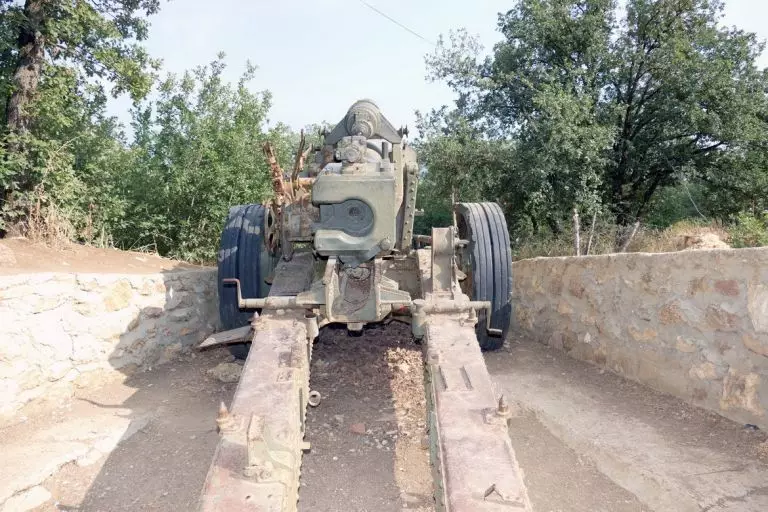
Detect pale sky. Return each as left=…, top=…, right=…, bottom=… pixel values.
left=109, top=0, right=768, bottom=137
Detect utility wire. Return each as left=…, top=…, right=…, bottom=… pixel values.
left=664, top=153, right=708, bottom=221
left=681, top=176, right=708, bottom=220
left=357, top=0, right=436, bottom=46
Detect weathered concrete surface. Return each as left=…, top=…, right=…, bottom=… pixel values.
left=487, top=339, right=768, bottom=512
left=0, top=348, right=236, bottom=512
left=0, top=408, right=150, bottom=508
left=0, top=269, right=218, bottom=420
left=513, top=247, right=768, bottom=429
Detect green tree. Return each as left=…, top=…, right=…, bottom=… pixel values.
left=116, top=56, right=291, bottom=262
left=3, top=0, right=158, bottom=131
left=605, top=0, right=766, bottom=230
left=414, top=107, right=520, bottom=232
left=0, top=0, right=159, bottom=233
left=423, top=0, right=768, bottom=246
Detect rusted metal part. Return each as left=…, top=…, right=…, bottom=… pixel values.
left=199, top=254, right=317, bottom=512
left=264, top=206, right=281, bottom=255
left=338, top=263, right=373, bottom=314
left=417, top=249, right=532, bottom=512
left=262, top=130, right=317, bottom=255
left=411, top=298, right=501, bottom=338
left=295, top=177, right=315, bottom=188
left=431, top=227, right=459, bottom=297
left=413, top=234, right=432, bottom=247
left=291, top=129, right=307, bottom=185
left=199, top=311, right=310, bottom=512
left=304, top=312, right=319, bottom=341
left=223, top=278, right=316, bottom=310
left=216, top=402, right=238, bottom=434
left=415, top=228, right=502, bottom=340
left=279, top=256, right=413, bottom=325
left=291, top=130, right=313, bottom=195
left=399, top=161, right=419, bottom=251
left=497, top=395, right=511, bottom=417
left=282, top=190, right=318, bottom=243
left=199, top=326, right=252, bottom=349
left=263, top=141, right=288, bottom=255
left=263, top=141, right=287, bottom=206
left=307, top=390, right=321, bottom=407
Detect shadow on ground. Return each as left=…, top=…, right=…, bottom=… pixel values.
left=44, top=348, right=237, bottom=512
left=21, top=319, right=432, bottom=511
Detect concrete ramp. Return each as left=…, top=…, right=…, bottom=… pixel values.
left=487, top=339, right=768, bottom=512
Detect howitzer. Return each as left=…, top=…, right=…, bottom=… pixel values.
left=198, top=100, right=530, bottom=511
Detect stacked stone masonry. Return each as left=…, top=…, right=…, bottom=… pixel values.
left=513, top=247, right=768, bottom=428
left=0, top=269, right=218, bottom=418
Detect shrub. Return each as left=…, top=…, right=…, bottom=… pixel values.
left=729, top=212, right=768, bottom=248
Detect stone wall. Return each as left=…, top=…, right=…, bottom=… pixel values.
left=513, top=248, right=768, bottom=428
left=0, top=269, right=218, bottom=418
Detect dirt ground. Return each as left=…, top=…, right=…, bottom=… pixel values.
left=0, top=237, right=202, bottom=275
left=299, top=323, right=433, bottom=512
left=3, top=329, right=768, bottom=511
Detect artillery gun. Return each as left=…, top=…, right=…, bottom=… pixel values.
left=198, top=100, right=530, bottom=511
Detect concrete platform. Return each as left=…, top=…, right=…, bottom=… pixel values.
left=487, top=338, right=768, bottom=512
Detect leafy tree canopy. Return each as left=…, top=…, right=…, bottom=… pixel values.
left=420, top=0, right=768, bottom=245
left=1, top=0, right=160, bottom=232
left=120, top=56, right=292, bottom=261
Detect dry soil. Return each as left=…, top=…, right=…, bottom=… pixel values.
left=0, top=237, right=202, bottom=275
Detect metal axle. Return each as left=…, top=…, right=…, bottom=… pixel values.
left=223, top=277, right=502, bottom=338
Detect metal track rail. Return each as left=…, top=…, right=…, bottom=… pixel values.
left=199, top=254, right=315, bottom=512
left=417, top=249, right=532, bottom=511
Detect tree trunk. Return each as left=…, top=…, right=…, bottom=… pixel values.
left=612, top=202, right=633, bottom=250
left=546, top=216, right=562, bottom=236
left=2, top=0, right=48, bottom=236
left=6, top=0, right=48, bottom=135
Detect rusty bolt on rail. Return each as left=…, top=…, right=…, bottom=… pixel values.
left=216, top=402, right=238, bottom=434
left=496, top=395, right=511, bottom=418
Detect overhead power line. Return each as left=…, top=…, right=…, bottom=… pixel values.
left=681, top=177, right=708, bottom=221
left=357, top=0, right=436, bottom=46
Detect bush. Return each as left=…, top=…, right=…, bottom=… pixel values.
left=112, top=58, right=286, bottom=263
left=644, top=183, right=708, bottom=229
left=1, top=57, right=293, bottom=264
left=729, top=212, right=768, bottom=248
left=511, top=216, right=734, bottom=260
left=630, top=220, right=730, bottom=253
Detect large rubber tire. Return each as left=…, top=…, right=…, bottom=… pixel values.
left=455, top=202, right=513, bottom=351
left=217, top=204, right=276, bottom=359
